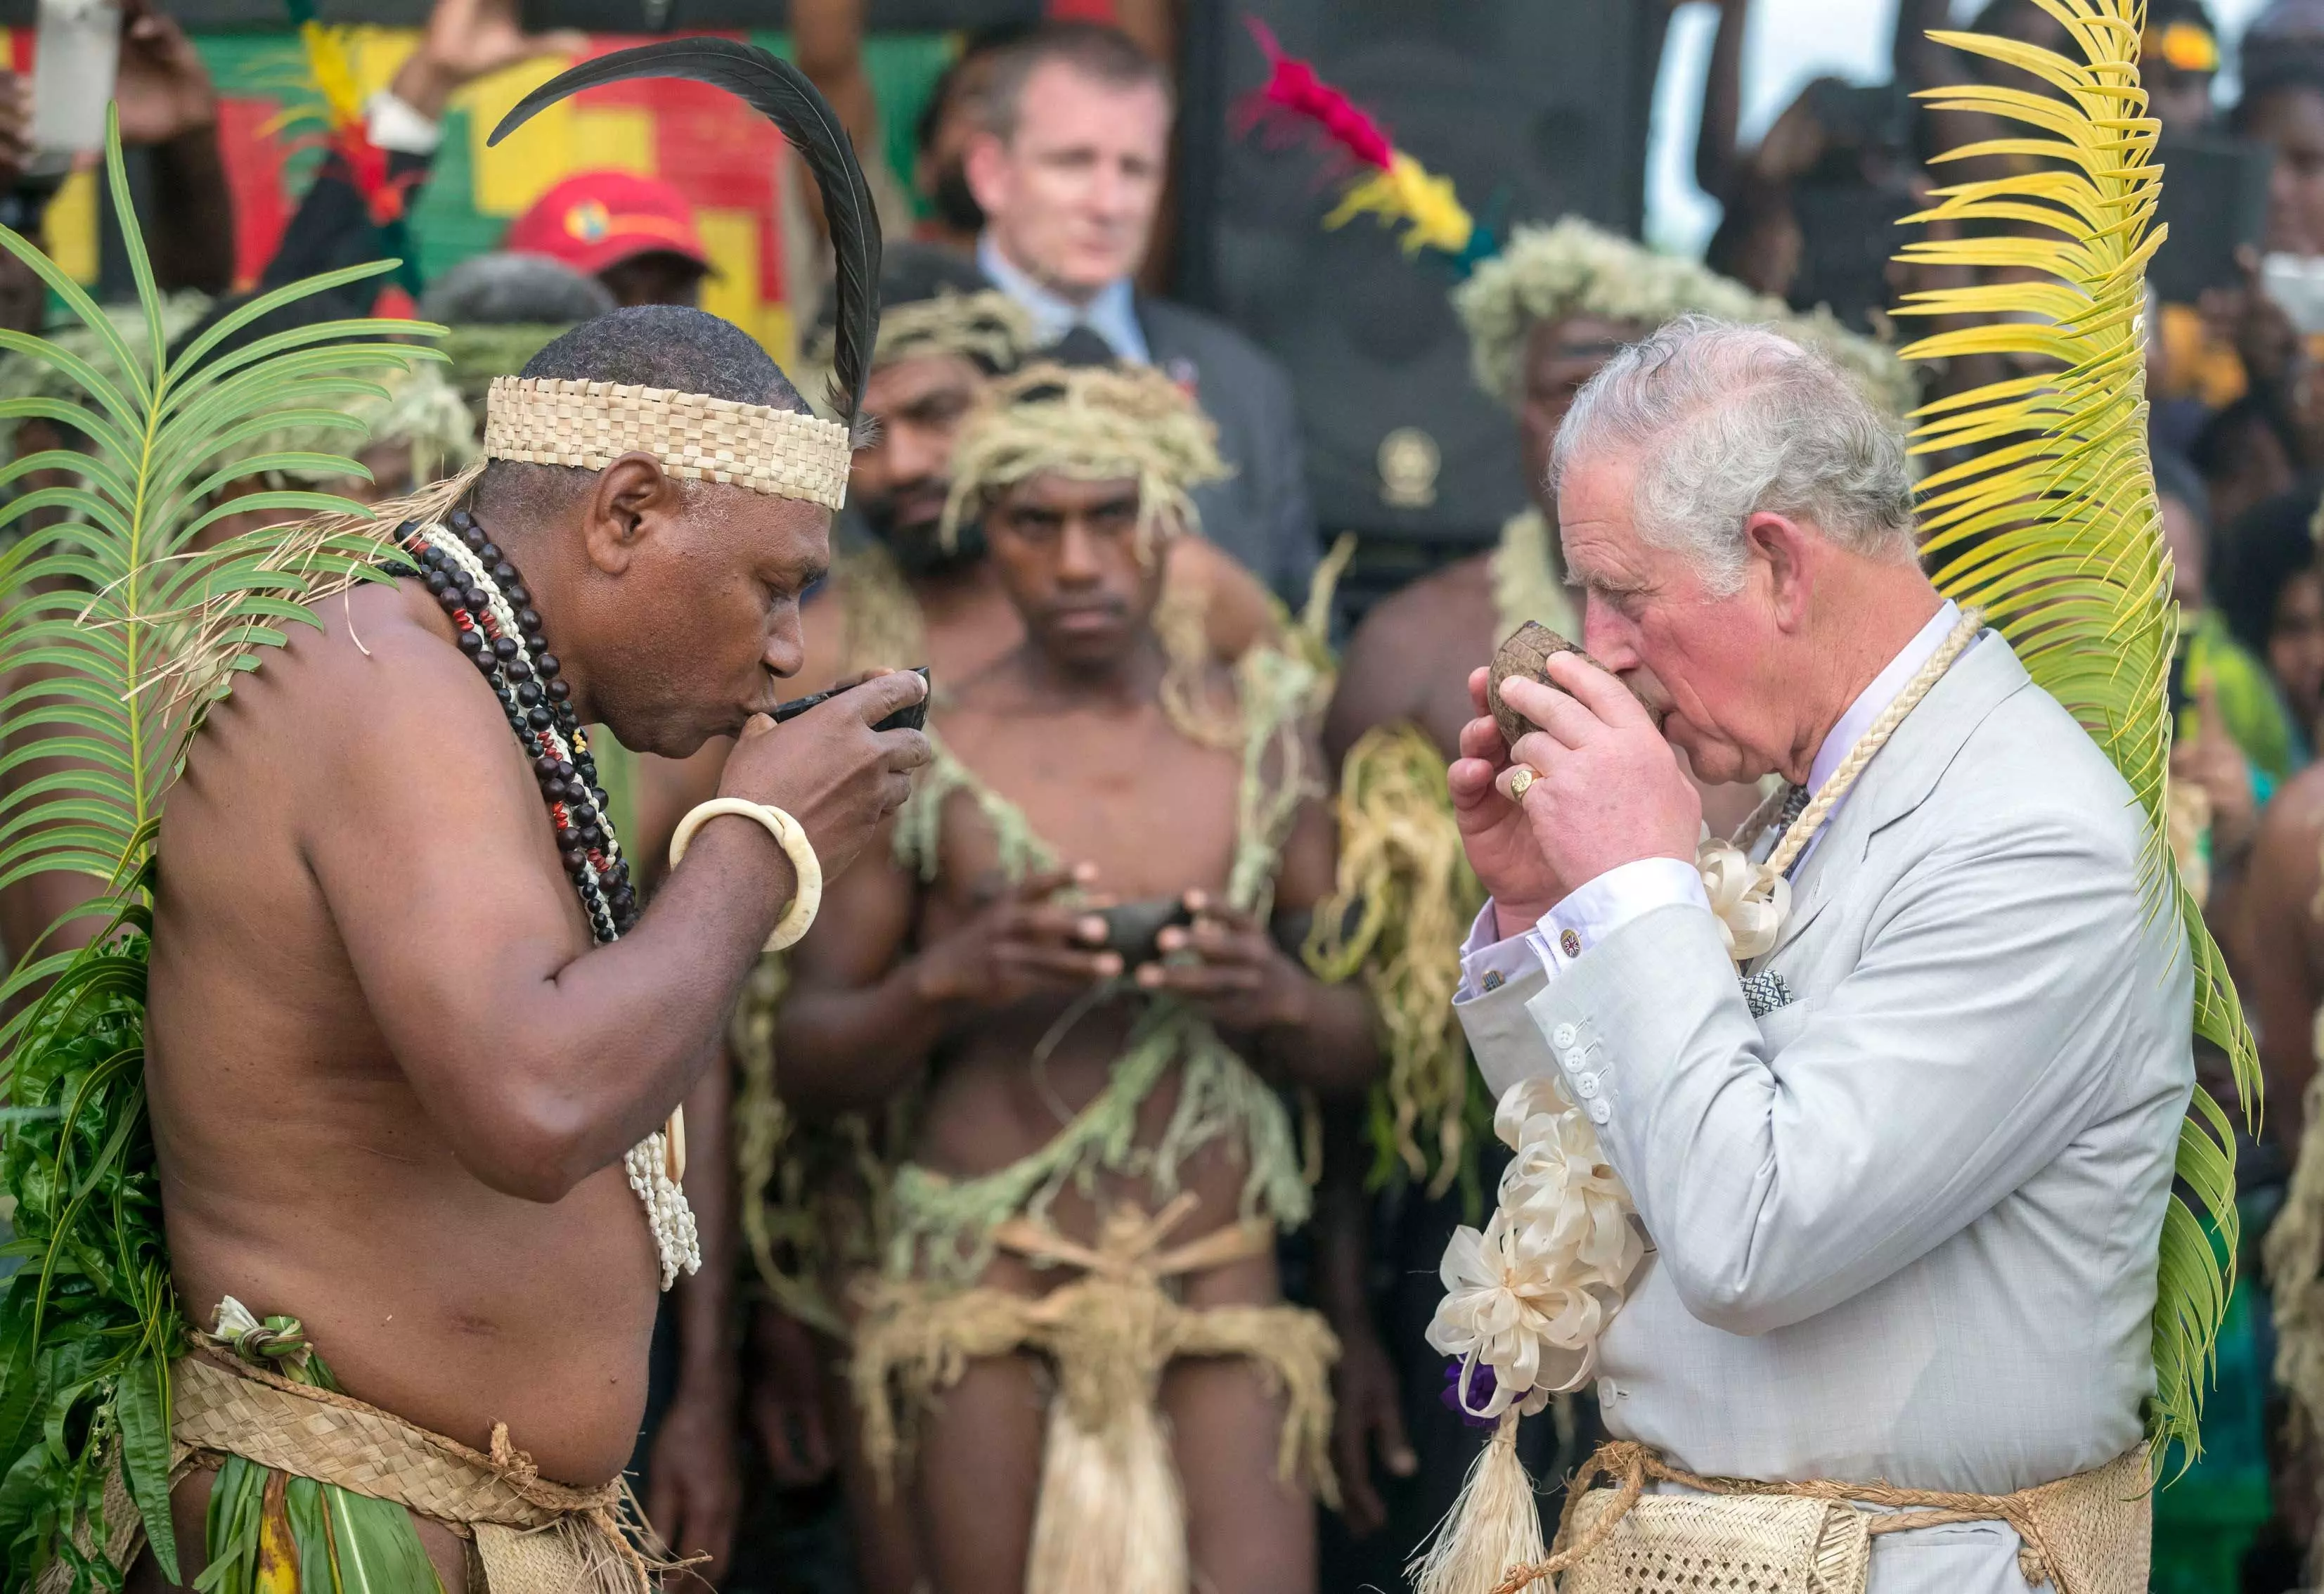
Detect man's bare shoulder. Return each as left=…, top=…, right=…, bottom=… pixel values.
left=1326, top=551, right=1494, bottom=761
left=183, top=576, right=536, bottom=804
left=1355, top=552, right=1495, bottom=645
left=2264, top=760, right=2324, bottom=838
left=2249, top=762, right=2324, bottom=902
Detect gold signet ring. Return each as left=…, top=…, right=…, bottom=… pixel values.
left=1509, top=765, right=1538, bottom=800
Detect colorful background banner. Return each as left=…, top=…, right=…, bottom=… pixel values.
left=7, top=25, right=957, bottom=364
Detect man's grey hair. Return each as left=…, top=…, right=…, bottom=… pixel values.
left=1549, top=315, right=1918, bottom=595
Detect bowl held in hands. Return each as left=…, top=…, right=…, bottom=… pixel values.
left=769, top=664, right=933, bottom=733
left=1488, top=622, right=1589, bottom=746
left=1486, top=622, right=1662, bottom=745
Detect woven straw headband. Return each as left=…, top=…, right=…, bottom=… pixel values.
left=483, top=375, right=852, bottom=510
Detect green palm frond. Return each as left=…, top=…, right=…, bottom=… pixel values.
left=1891, top=0, right=2252, bottom=1465
left=0, top=115, right=437, bottom=1012
left=0, top=113, right=444, bottom=1590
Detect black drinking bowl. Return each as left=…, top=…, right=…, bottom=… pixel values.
left=769, top=664, right=932, bottom=734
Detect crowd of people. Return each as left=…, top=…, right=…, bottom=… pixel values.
left=8, top=0, right=2324, bottom=1590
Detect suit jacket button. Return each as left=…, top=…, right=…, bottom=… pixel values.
left=1552, top=1023, right=1578, bottom=1048
left=1587, top=1098, right=1613, bottom=1125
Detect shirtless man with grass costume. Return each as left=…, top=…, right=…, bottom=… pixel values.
left=776, top=359, right=1376, bottom=1594
left=12, top=42, right=929, bottom=1594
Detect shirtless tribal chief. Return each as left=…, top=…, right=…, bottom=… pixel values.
left=8, top=41, right=929, bottom=1594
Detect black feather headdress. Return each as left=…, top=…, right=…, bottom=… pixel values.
left=489, top=39, right=884, bottom=435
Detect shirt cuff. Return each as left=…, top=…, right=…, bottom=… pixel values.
left=1529, top=858, right=1709, bottom=975
left=366, top=91, right=442, bottom=156
left=1458, top=901, right=1536, bottom=998
left=1457, top=858, right=1710, bottom=996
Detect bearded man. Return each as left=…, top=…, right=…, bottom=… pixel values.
left=1436, top=316, right=2188, bottom=1592
left=123, top=301, right=928, bottom=1593
left=797, top=243, right=1277, bottom=701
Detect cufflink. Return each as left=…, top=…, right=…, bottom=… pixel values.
left=1481, top=970, right=1506, bottom=992
left=1558, top=928, right=1583, bottom=958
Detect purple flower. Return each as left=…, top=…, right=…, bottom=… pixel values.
left=1440, top=1358, right=1499, bottom=1429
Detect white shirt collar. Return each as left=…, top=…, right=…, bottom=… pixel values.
left=976, top=232, right=1151, bottom=365
left=1807, top=599, right=1968, bottom=793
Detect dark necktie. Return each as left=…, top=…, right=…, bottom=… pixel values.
left=1764, top=783, right=1811, bottom=859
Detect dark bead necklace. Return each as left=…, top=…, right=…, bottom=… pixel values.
left=389, top=508, right=638, bottom=941
left=385, top=508, right=698, bottom=1286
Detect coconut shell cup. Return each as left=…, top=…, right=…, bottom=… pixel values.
left=1487, top=621, right=1663, bottom=745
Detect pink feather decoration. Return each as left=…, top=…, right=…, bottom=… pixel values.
left=1241, top=16, right=1394, bottom=172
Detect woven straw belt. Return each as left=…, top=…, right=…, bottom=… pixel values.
left=172, top=1348, right=624, bottom=1531
left=1496, top=1439, right=2150, bottom=1594
left=851, top=1193, right=1341, bottom=1505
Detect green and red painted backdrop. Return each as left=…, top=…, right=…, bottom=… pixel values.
left=4, top=25, right=956, bottom=363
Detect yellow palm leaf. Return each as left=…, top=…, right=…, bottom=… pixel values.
left=1891, top=0, right=2252, bottom=1465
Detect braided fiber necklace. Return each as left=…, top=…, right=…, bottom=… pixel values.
left=392, top=508, right=702, bottom=1287
left=1697, top=608, right=1985, bottom=962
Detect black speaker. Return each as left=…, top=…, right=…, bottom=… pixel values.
left=1174, top=0, right=1668, bottom=553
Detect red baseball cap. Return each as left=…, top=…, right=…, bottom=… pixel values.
left=505, top=171, right=713, bottom=278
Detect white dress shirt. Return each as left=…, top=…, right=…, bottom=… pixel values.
left=1459, top=600, right=1970, bottom=998
left=976, top=233, right=1151, bottom=364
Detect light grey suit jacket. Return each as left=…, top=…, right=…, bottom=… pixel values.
left=1455, top=636, right=2193, bottom=1593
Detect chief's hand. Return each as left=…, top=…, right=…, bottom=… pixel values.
left=717, top=667, right=931, bottom=880
left=1501, top=651, right=1700, bottom=894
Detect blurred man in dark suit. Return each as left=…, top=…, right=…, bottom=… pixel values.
left=964, top=21, right=1320, bottom=601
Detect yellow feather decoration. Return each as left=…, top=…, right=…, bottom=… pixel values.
left=296, top=20, right=366, bottom=129
left=1892, top=0, right=2252, bottom=1465
left=1325, top=153, right=1476, bottom=257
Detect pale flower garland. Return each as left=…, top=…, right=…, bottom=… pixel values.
left=1426, top=1076, right=1644, bottom=1417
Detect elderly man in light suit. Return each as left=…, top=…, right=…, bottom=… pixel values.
left=1448, top=317, right=2191, bottom=1591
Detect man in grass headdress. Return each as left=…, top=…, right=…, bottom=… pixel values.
left=663, top=242, right=1290, bottom=1594
left=0, top=41, right=932, bottom=1594
left=777, top=356, right=1376, bottom=1594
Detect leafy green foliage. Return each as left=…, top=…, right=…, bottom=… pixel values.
left=193, top=1344, right=444, bottom=1594
left=0, top=113, right=435, bottom=1015
left=0, top=909, right=172, bottom=1590
left=1892, top=0, right=2255, bottom=1463
left=0, top=112, right=443, bottom=1588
